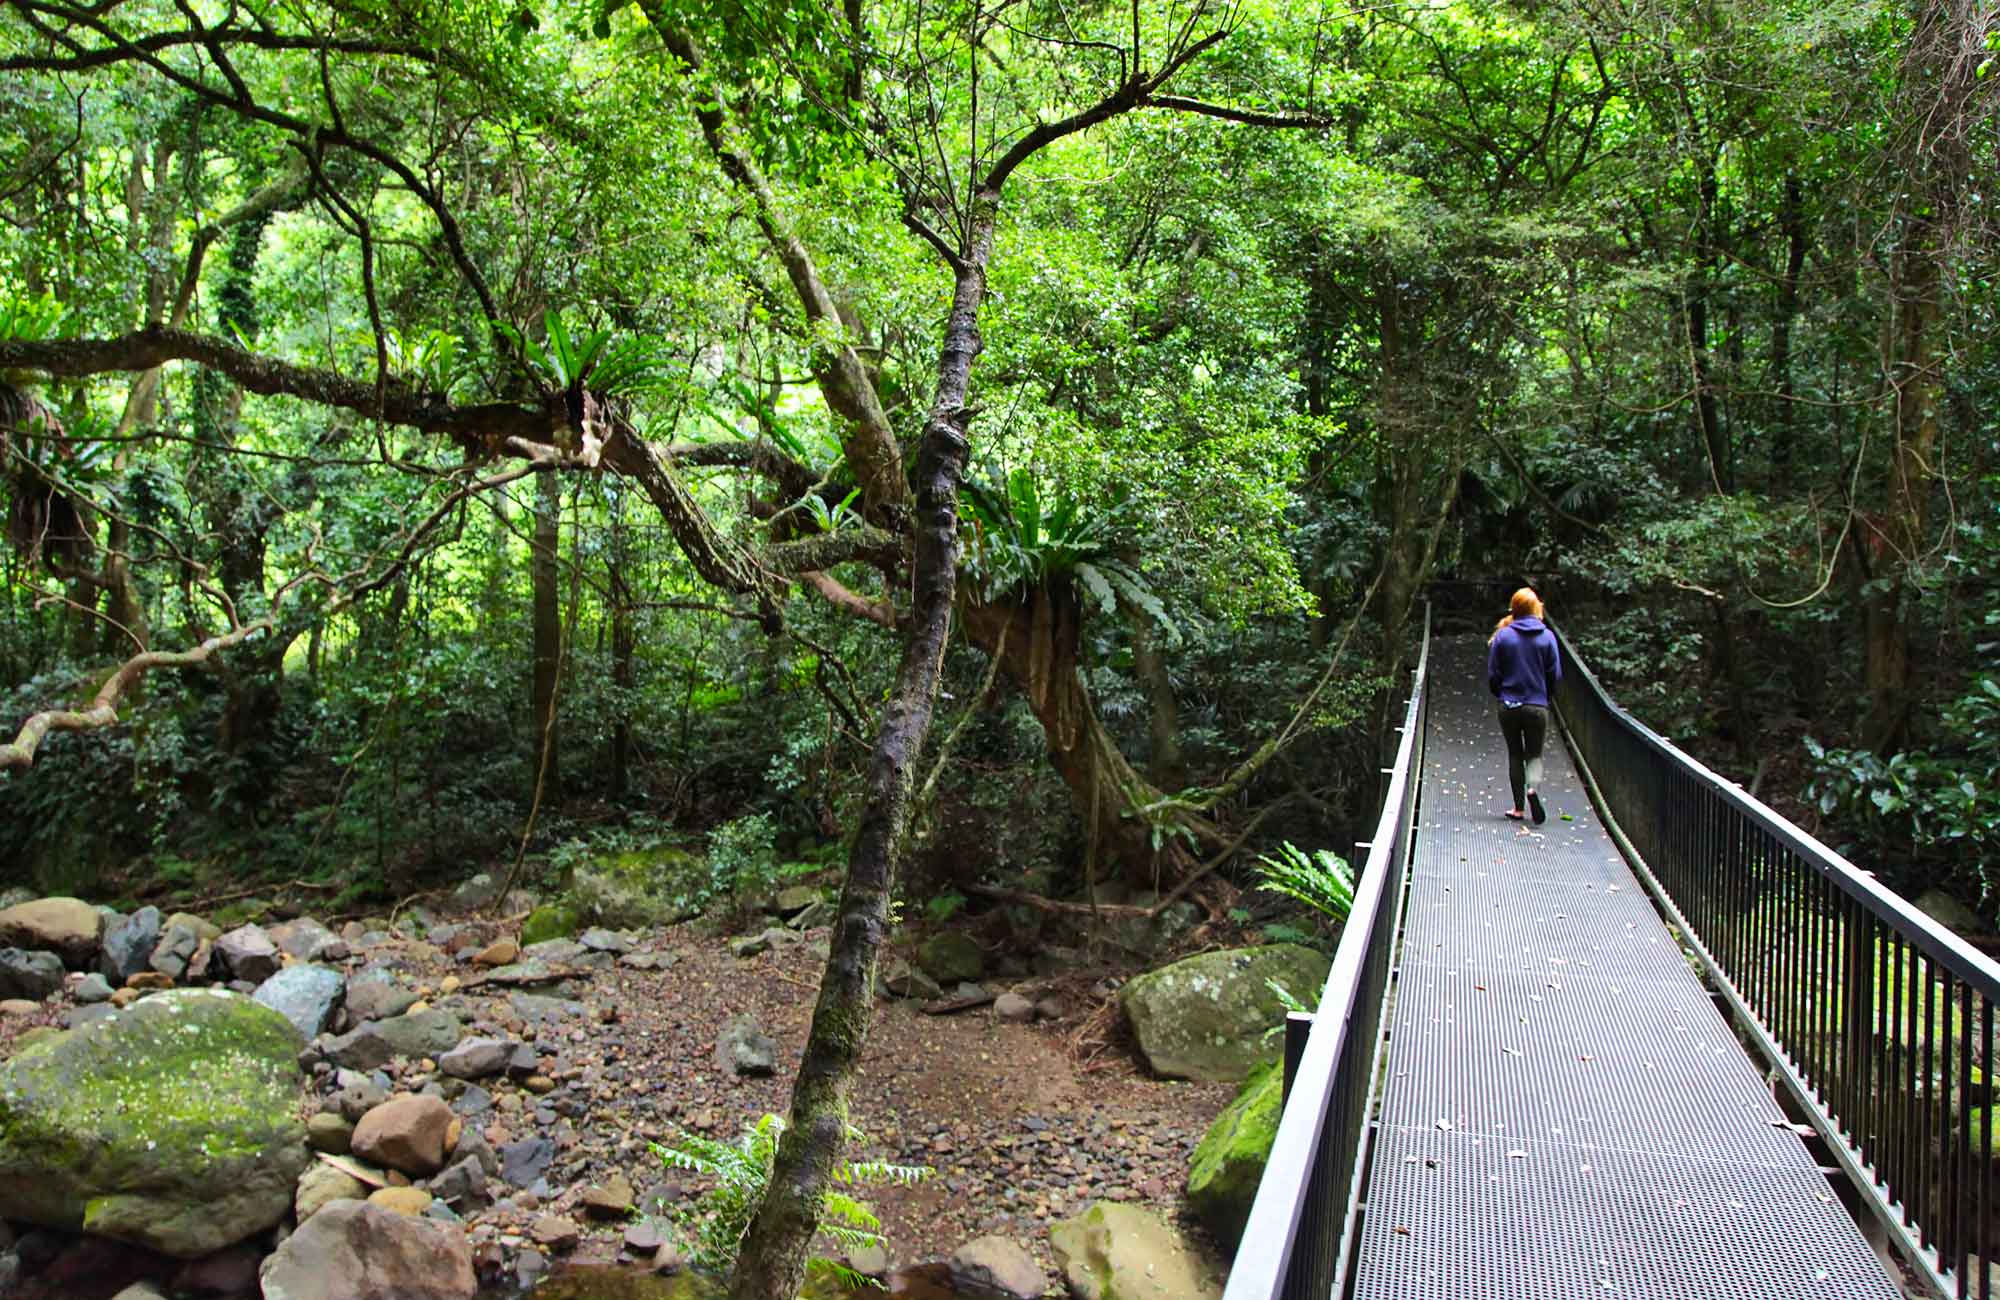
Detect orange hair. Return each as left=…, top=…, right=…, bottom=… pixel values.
left=1491, top=588, right=1543, bottom=642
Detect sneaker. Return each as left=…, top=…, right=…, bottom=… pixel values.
left=1528, top=790, right=1546, bottom=825
left=1504, top=809, right=1525, bottom=821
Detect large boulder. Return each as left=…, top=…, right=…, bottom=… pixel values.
left=1049, top=1201, right=1222, bottom=1300
left=0, top=897, right=103, bottom=968
left=258, top=1200, right=476, bottom=1300
left=100, top=906, right=163, bottom=983
left=0, top=988, right=310, bottom=1258
left=0, top=949, right=64, bottom=1000
left=1186, top=1059, right=1282, bottom=1246
left=565, top=843, right=702, bottom=929
left=947, top=1235, right=1047, bottom=1299
left=917, top=931, right=985, bottom=984
left=1118, top=944, right=1330, bottom=1082
left=323, top=1009, right=463, bottom=1069
left=253, top=964, right=347, bottom=1038
left=518, top=905, right=580, bottom=948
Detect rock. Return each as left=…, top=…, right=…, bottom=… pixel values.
left=344, top=969, right=420, bottom=1023
left=876, top=960, right=943, bottom=1001
left=99, top=906, right=162, bottom=983
left=1186, top=1060, right=1281, bottom=1246
left=332, top=1078, right=390, bottom=1121
left=0, top=997, right=40, bottom=1014
left=1119, top=944, right=1331, bottom=1081
left=917, top=931, right=985, bottom=984
left=109, top=987, right=140, bottom=1007
left=149, top=924, right=200, bottom=979
left=524, top=1073, right=556, bottom=1094
left=430, top=1155, right=489, bottom=1208
left=449, top=873, right=503, bottom=910
left=847, top=1242, right=888, bottom=1277
left=127, top=970, right=176, bottom=989
left=352, top=1093, right=456, bottom=1176
left=1049, top=1201, right=1222, bottom=1300
left=523, top=937, right=589, bottom=963
left=175, top=1242, right=262, bottom=1295
left=581, top=1171, right=635, bottom=1219
left=789, top=899, right=835, bottom=930
left=215, top=925, right=282, bottom=982
left=323, top=1009, right=463, bottom=1069
left=577, top=927, right=632, bottom=954
left=307, top=1111, right=354, bottom=1154
left=529, top=1214, right=581, bottom=1252
left=1917, top=888, right=1986, bottom=935
left=452, top=1124, right=500, bottom=1178
left=368, top=1185, right=434, bottom=1215
left=730, top=932, right=772, bottom=959
left=471, top=938, right=518, bottom=967
left=993, top=992, right=1035, bottom=1024
left=624, top=1220, right=666, bottom=1254
left=1034, top=996, right=1065, bottom=1022
left=519, top=905, right=580, bottom=947
left=258, top=1200, right=475, bottom=1300
left=61, top=1002, right=119, bottom=1029
left=500, top=1136, right=554, bottom=1187
left=0, top=898, right=103, bottom=968
left=566, top=844, right=702, bottom=929
left=0, top=988, right=309, bottom=1257
left=269, top=917, right=346, bottom=962
left=772, top=884, right=822, bottom=916
left=948, top=1235, right=1047, bottom=1299
left=714, top=1014, right=778, bottom=1076
left=0, top=949, right=65, bottom=1000
left=165, top=913, right=221, bottom=942
left=253, top=964, right=347, bottom=1038
left=110, top=1286, right=170, bottom=1300
left=438, top=1036, right=513, bottom=1080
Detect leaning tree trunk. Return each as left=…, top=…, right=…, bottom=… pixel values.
left=727, top=192, right=998, bottom=1300
left=961, top=588, right=1217, bottom=886
left=530, top=468, right=562, bottom=796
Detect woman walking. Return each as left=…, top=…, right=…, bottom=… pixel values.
left=1488, top=588, right=1562, bottom=823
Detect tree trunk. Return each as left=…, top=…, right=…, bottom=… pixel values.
left=1130, top=608, right=1186, bottom=793
left=728, top=190, right=998, bottom=1300
left=1771, top=174, right=1805, bottom=487
left=961, top=591, right=1215, bottom=885
left=530, top=468, right=562, bottom=796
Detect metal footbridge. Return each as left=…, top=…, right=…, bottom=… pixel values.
left=1228, top=600, right=2000, bottom=1300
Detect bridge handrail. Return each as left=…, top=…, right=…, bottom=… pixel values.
left=1222, top=606, right=1430, bottom=1300
left=1552, top=622, right=2000, bottom=1298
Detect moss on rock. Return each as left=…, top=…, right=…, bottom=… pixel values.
left=0, top=988, right=309, bottom=1257
left=1187, top=1059, right=1282, bottom=1245
left=520, top=904, right=582, bottom=947
left=1119, top=943, right=1330, bottom=1082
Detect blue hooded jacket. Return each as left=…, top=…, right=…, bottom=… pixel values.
left=1488, top=616, right=1562, bottom=708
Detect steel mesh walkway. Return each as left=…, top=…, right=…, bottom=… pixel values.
left=1350, top=636, right=1902, bottom=1300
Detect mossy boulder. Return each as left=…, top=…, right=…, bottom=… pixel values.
left=1049, top=1201, right=1222, bottom=1300
left=1119, top=943, right=1329, bottom=1082
left=1187, top=1059, right=1282, bottom=1245
left=917, top=931, right=985, bottom=984
left=0, top=988, right=310, bottom=1257
left=567, top=846, right=701, bottom=928
left=519, top=904, right=581, bottom=948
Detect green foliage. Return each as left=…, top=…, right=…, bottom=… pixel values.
left=1253, top=842, right=1357, bottom=930
left=0, top=291, right=67, bottom=342
left=498, top=310, right=675, bottom=396
left=962, top=468, right=1178, bottom=644
left=650, top=1112, right=929, bottom=1279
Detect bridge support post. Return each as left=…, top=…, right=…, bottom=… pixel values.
left=1282, top=1011, right=1314, bottom=1106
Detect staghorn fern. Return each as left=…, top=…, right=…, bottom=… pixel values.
left=651, top=1112, right=931, bottom=1284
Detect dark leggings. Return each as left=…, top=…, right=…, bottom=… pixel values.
left=1498, top=705, right=1548, bottom=811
